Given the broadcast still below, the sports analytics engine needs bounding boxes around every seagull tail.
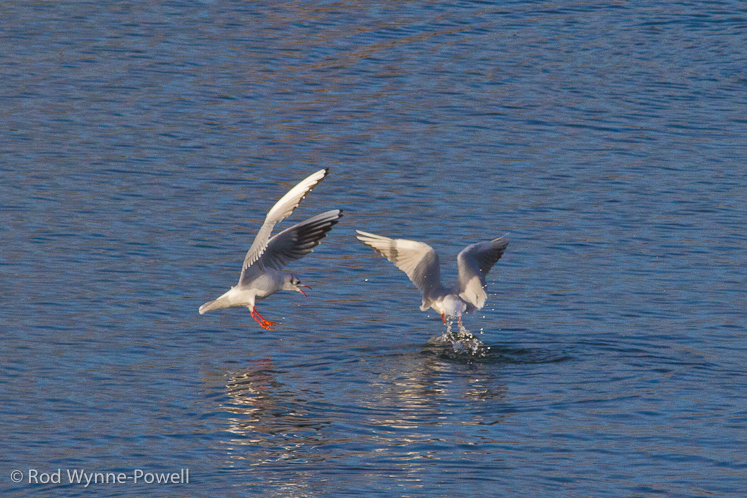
[199,296,232,315]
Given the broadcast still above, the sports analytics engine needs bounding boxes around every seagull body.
[356,230,508,324]
[200,169,342,330]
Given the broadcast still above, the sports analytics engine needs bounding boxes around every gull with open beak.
[199,169,342,330]
[356,230,508,325]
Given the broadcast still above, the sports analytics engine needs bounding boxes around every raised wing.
[356,230,443,308]
[241,169,328,275]
[457,235,509,309]
[240,210,342,285]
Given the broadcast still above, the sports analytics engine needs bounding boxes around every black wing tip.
[319,208,343,220]
[320,208,343,221]
[492,233,509,246]
[313,168,329,186]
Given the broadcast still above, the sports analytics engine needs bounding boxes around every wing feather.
[356,230,443,308]
[240,210,342,285]
[241,169,328,273]
[457,235,509,309]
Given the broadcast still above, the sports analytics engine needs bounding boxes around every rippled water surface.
[2,1,746,496]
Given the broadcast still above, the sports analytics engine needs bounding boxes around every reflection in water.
[220,359,329,460]
[360,343,510,429]
[223,358,277,438]
[207,346,512,495]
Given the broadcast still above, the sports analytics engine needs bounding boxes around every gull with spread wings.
[199,169,342,330]
[356,230,508,325]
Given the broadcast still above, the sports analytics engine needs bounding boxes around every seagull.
[199,169,342,330]
[356,230,508,325]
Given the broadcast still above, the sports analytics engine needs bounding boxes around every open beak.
[298,284,311,296]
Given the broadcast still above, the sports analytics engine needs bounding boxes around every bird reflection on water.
[209,347,511,470]
[203,334,567,495]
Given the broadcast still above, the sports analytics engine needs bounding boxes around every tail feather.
[199,296,232,314]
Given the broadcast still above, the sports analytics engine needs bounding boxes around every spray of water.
[429,318,490,357]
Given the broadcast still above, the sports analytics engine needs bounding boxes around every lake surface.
[2,1,746,496]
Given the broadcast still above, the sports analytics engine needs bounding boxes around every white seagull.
[199,169,342,330]
[356,230,508,325]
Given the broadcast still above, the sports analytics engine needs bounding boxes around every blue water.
[2,1,746,496]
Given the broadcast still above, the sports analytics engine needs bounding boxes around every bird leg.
[440,313,463,327]
[251,307,276,330]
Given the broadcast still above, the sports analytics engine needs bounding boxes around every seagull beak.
[298,284,311,296]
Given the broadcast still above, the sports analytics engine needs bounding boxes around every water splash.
[428,318,490,357]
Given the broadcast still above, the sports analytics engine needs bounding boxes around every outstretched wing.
[356,230,443,309]
[240,169,328,277]
[456,235,509,309]
[240,210,343,285]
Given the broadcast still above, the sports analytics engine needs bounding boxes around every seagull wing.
[356,230,443,310]
[240,210,343,285]
[239,169,328,280]
[456,235,509,309]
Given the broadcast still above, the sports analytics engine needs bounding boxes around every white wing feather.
[456,235,509,309]
[240,169,328,277]
[240,210,342,285]
[356,230,444,309]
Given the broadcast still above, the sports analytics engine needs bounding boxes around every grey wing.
[240,210,343,285]
[356,230,443,309]
[456,235,509,309]
[241,169,328,274]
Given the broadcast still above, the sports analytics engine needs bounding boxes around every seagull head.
[283,274,311,296]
